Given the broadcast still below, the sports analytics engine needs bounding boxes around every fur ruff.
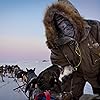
[43,1,87,48]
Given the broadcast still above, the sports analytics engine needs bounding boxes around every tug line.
[0,81,10,88]
[13,78,29,99]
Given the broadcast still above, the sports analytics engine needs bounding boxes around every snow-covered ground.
[0,76,27,100]
[0,61,93,100]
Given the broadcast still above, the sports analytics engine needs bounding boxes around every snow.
[0,76,27,100]
[84,82,93,94]
[0,61,93,100]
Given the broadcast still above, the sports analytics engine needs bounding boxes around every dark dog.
[25,68,37,100]
[37,65,62,93]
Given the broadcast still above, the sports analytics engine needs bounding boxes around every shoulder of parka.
[86,20,100,44]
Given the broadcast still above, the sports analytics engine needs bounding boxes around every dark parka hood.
[43,0,91,48]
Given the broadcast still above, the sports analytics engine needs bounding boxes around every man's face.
[53,13,75,38]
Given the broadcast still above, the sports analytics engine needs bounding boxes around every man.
[43,0,100,100]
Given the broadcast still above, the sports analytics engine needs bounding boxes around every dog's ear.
[33,68,36,71]
[26,68,28,71]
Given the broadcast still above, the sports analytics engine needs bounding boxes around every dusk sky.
[0,0,100,63]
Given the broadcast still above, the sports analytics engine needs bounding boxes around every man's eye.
[59,22,67,29]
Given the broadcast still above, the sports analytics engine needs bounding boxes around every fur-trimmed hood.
[43,0,91,49]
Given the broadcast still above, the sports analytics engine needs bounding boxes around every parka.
[43,0,100,100]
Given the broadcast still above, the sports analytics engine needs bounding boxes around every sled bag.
[34,90,55,100]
